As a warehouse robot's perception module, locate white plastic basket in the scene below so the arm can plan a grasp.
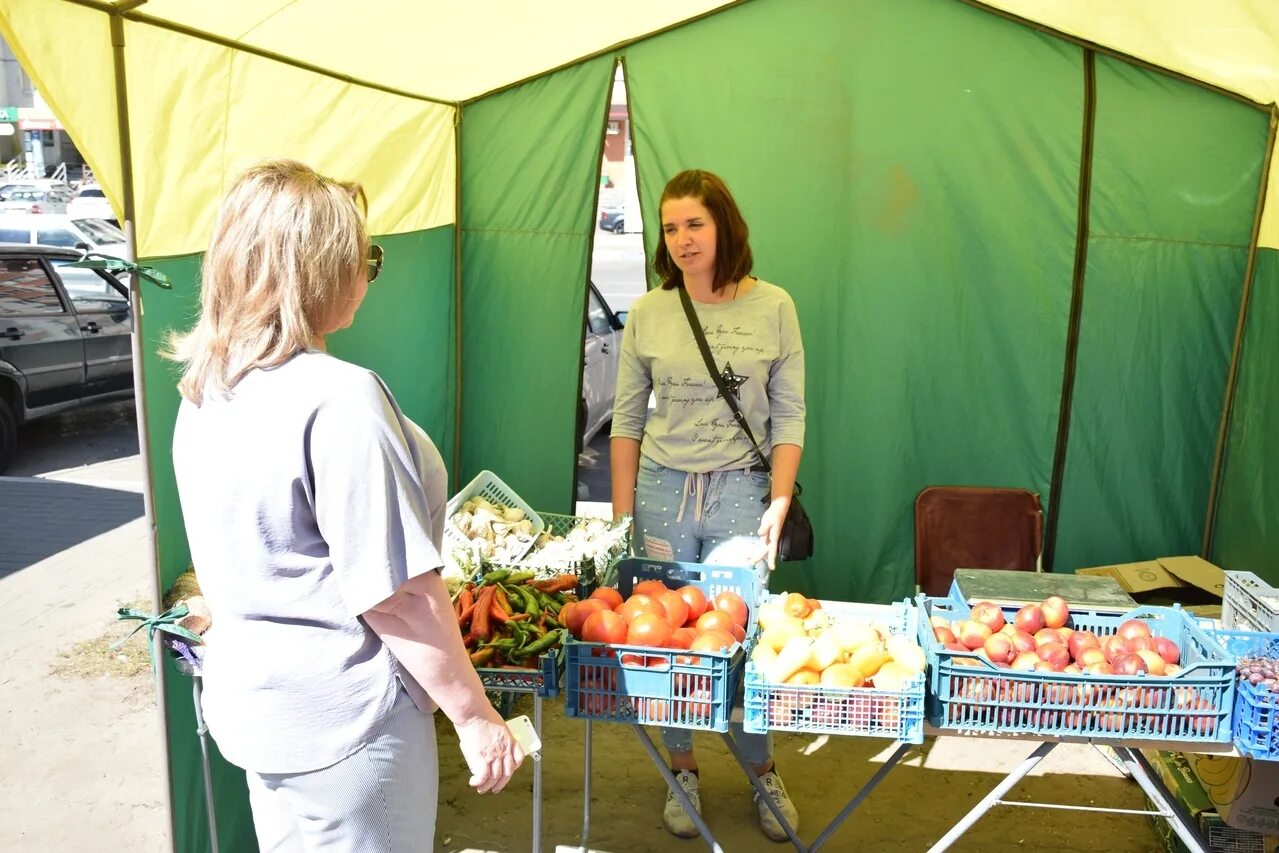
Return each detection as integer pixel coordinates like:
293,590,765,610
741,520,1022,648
1222,570,1279,634
444,470,544,564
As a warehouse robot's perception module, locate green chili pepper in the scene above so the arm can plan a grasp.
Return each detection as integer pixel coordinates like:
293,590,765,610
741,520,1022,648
481,569,511,585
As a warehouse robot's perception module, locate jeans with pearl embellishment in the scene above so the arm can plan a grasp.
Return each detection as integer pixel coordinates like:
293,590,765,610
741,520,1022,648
633,454,773,767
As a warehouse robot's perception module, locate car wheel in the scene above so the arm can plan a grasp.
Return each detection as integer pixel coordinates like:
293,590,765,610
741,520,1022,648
613,220,625,234
0,395,15,475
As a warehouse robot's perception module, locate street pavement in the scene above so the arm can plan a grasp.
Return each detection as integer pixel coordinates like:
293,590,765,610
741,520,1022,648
0,400,169,852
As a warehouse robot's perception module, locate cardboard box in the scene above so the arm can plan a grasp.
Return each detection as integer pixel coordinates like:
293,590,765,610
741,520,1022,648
1143,750,1278,853
1188,753,1279,835
1078,556,1225,617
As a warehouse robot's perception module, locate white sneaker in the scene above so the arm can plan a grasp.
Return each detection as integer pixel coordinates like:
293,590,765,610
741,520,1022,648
754,770,799,843
662,770,702,839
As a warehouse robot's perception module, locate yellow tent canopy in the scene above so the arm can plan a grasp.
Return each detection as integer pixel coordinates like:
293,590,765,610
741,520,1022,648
4,0,1279,254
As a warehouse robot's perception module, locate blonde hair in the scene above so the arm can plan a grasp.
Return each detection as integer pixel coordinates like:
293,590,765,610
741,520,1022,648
167,159,369,404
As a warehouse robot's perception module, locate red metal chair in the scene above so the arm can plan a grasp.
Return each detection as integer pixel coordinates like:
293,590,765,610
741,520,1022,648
914,486,1044,597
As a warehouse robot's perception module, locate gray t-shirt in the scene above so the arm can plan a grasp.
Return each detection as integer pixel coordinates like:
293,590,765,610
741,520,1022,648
172,350,447,774
611,279,805,471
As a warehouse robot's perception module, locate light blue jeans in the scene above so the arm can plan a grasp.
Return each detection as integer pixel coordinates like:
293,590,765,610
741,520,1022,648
634,455,773,768
245,687,438,852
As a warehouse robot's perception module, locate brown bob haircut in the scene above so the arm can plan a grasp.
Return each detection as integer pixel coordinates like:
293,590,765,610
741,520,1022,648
654,169,754,293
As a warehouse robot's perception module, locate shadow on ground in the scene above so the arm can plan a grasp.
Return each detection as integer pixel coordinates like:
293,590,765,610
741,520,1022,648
0,478,143,577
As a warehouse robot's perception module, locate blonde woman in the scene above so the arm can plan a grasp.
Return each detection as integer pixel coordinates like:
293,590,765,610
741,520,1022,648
169,160,521,851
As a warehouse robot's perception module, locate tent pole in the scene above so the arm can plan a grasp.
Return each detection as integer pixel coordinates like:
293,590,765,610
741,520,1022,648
1201,107,1279,557
1043,49,1097,572
452,106,464,480
108,9,177,851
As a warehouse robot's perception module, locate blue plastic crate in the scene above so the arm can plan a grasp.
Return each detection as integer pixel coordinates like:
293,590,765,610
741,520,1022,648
563,558,761,732
1207,627,1279,761
919,596,1236,742
476,646,562,697
742,597,924,743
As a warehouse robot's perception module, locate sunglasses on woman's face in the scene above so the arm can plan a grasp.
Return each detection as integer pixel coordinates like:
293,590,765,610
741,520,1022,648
367,244,384,283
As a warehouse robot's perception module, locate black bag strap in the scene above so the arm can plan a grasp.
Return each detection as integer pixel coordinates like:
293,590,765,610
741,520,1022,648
677,284,771,474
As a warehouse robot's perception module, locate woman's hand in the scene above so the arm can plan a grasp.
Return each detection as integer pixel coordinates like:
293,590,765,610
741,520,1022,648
756,495,792,571
455,715,525,794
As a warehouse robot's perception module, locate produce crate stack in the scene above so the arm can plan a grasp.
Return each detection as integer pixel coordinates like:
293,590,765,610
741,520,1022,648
1222,571,1279,634
563,558,761,732
742,595,925,743
455,569,578,697
919,594,1236,742
1207,627,1279,761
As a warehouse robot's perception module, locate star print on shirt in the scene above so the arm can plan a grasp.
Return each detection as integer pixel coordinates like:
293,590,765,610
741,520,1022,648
720,361,748,400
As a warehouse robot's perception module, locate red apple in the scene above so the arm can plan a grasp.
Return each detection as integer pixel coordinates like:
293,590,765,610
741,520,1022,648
970,601,1006,633
1010,631,1037,655
1086,661,1115,676
930,615,951,630
1041,596,1070,629
1113,653,1149,676
1063,663,1084,674
1128,635,1156,654
934,626,957,645
1076,647,1107,668
1034,628,1062,648
1067,630,1100,661
957,620,993,651
944,641,969,653
1037,643,1070,671
1117,619,1152,641
983,634,1016,665
1011,651,1041,671
1014,603,1045,634
1102,635,1133,664
1135,649,1167,676
999,623,1018,636
1154,637,1181,665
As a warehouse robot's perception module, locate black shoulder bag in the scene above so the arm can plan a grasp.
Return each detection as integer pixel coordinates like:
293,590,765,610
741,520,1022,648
677,285,814,562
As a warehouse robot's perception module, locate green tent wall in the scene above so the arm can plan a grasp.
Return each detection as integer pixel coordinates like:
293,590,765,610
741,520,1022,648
10,0,1279,849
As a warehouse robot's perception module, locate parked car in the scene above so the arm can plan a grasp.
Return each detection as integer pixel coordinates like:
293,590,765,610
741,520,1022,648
0,180,74,201
581,283,625,446
0,183,74,215
67,182,118,225
598,206,625,233
0,213,128,258
0,244,133,473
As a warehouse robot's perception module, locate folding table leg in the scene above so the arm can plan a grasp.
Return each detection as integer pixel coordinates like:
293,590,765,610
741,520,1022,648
719,732,806,852
577,720,593,852
1117,747,1207,853
191,676,220,853
632,725,726,853
532,693,542,853
809,741,912,852
926,741,1056,852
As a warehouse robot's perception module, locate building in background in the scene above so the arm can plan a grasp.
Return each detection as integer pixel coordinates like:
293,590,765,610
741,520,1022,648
0,37,86,180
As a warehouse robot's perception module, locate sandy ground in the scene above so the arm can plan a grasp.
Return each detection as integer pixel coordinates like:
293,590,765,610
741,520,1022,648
0,400,1163,852
431,697,1162,853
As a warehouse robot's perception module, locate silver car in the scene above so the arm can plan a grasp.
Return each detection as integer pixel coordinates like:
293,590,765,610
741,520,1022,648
581,283,624,446
0,213,128,258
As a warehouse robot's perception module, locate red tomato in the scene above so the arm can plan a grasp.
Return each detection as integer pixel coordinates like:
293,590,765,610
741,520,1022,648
582,610,628,644
589,587,623,610
713,591,749,629
565,600,606,639
627,613,674,648
696,609,736,636
677,586,709,623
656,590,690,629
634,579,670,598
619,594,666,625
667,627,697,650
691,629,735,652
